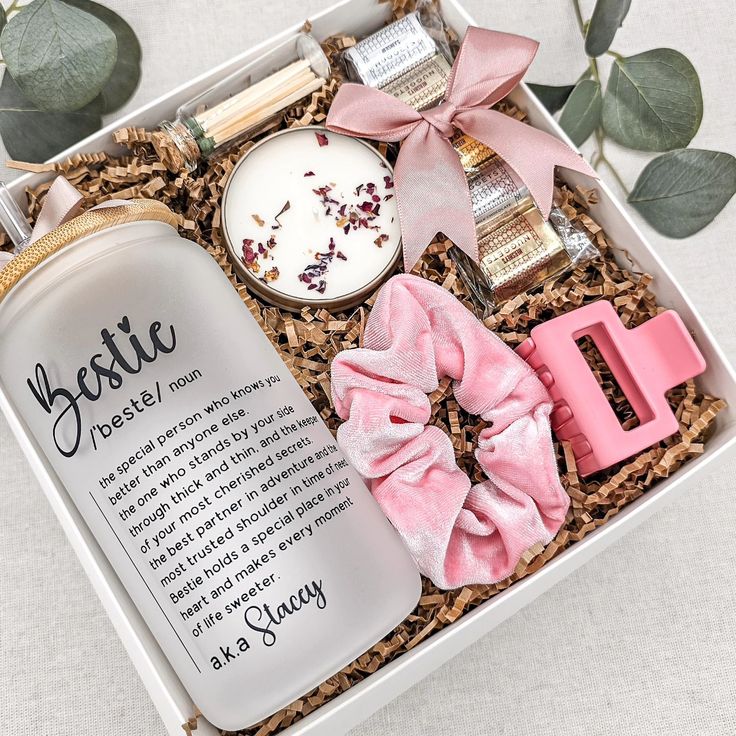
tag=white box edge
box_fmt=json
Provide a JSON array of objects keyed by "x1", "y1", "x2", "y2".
[{"x1": 2, "y1": 0, "x2": 735, "y2": 734}]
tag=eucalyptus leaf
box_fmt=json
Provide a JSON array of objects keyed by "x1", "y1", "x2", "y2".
[
  {"x1": 585, "y1": 0, "x2": 631, "y2": 57},
  {"x1": 0, "y1": 6, "x2": 6, "y2": 34},
  {"x1": 602, "y1": 49, "x2": 702, "y2": 152},
  {"x1": 0, "y1": 72, "x2": 102, "y2": 161},
  {"x1": 527, "y1": 83, "x2": 575, "y2": 114},
  {"x1": 1, "y1": 0, "x2": 117, "y2": 112},
  {"x1": 558, "y1": 79, "x2": 602, "y2": 146},
  {"x1": 628, "y1": 149, "x2": 736, "y2": 237},
  {"x1": 63, "y1": 0, "x2": 141, "y2": 113}
]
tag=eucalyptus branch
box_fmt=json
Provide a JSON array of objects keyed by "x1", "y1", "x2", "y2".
[
  {"x1": 0, "y1": 0, "x2": 142, "y2": 163},
  {"x1": 571, "y1": 0, "x2": 586, "y2": 36},
  {"x1": 558, "y1": 0, "x2": 732, "y2": 235},
  {"x1": 593, "y1": 128, "x2": 630, "y2": 195},
  {"x1": 588, "y1": 56, "x2": 601, "y2": 84},
  {"x1": 568, "y1": 2, "x2": 615, "y2": 193}
]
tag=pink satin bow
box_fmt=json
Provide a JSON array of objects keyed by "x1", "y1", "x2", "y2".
[
  {"x1": 0, "y1": 177, "x2": 135, "y2": 269},
  {"x1": 29, "y1": 176, "x2": 133, "y2": 248},
  {"x1": 0, "y1": 177, "x2": 83, "y2": 268},
  {"x1": 29, "y1": 176, "x2": 86, "y2": 244},
  {"x1": 327, "y1": 26, "x2": 597, "y2": 271}
]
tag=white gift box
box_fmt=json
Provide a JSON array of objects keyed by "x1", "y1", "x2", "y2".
[{"x1": 2, "y1": 0, "x2": 736, "y2": 734}]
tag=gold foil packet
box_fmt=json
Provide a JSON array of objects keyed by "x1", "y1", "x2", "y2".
[
  {"x1": 343, "y1": 11, "x2": 438, "y2": 88},
  {"x1": 451, "y1": 131, "x2": 495, "y2": 172},
  {"x1": 469, "y1": 157, "x2": 530, "y2": 223},
  {"x1": 477, "y1": 207, "x2": 572, "y2": 303},
  {"x1": 341, "y1": 10, "x2": 599, "y2": 309},
  {"x1": 383, "y1": 53, "x2": 451, "y2": 110}
]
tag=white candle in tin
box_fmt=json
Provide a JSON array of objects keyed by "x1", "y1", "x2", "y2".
[{"x1": 221, "y1": 127, "x2": 401, "y2": 311}]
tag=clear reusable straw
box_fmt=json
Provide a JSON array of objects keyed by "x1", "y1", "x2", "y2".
[{"x1": 0, "y1": 182, "x2": 32, "y2": 254}]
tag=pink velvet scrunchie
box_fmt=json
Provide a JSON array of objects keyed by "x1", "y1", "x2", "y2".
[{"x1": 331, "y1": 275, "x2": 569, "y2": 589}]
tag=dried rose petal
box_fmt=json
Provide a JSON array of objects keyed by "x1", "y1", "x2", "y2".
[
  {"x1": 242, "y1": 248, "x2": 260, "y2": 273},
  {"x1": 311, "y1": 177, "x2": 388, "y2": 236},
  {"x1": 242, "y1": 241, "x2": 257, "y2": 263},
  {"x1": 262, "y1": 266, "x2": 280, "y2": 283},
  {"x1": 273, "y1": 200, "x2": 291, "y2": 229},
  {"x1": 315, "y1": 132, "x2": 329, "y2": 147},
  {"x1": 304, "y1": 171, "x2": 315, "y2": 177},
  {"x1": 297, "y1": 235, "x2": 350, "y2": 295}
]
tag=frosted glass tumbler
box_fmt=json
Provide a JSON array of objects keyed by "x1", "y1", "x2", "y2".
[{"x1": 0, "y1": 216, "x2": 421, "y2": 730}]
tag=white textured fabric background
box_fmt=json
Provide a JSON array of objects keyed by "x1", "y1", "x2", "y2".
[{"x1": 1, "y1": 1, "x2": 735, "y2": 734}]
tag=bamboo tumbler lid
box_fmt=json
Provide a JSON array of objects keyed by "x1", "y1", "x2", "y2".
[{"x1": 0, "y1": 199, "x2": 179, "y2": 303}]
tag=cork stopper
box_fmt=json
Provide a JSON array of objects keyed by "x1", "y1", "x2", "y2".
[{"x1": 152, "y1": 120, "x2": 202, "y2": 173}]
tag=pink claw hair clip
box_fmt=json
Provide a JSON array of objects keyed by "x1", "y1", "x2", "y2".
[{"x1": 516, "y1": 300, "x2": 707, "y2": 477}]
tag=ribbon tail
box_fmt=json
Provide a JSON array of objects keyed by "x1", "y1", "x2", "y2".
[
  {"x1": 457, "y1": 109, "x2": 598, "y2": 219},
  {"x1": 29, "y1": 176, "x2": 84, "y2": 244},
  {"x1": 396, "y1": 125, "x2": 478, "y2": 271}
]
